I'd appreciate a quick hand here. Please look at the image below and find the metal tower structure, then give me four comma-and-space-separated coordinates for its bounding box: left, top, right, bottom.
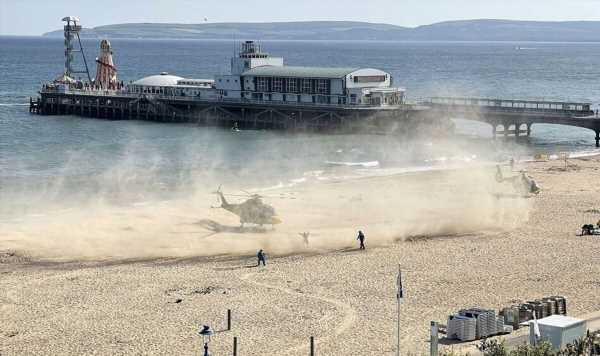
62, 16, 92, 83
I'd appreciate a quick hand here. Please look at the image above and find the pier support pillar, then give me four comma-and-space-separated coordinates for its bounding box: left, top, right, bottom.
596, 130, 600, 148
527, 124, 532, 137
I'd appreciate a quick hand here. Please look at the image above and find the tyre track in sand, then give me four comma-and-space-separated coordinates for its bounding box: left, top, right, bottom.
240, 271, 357, 355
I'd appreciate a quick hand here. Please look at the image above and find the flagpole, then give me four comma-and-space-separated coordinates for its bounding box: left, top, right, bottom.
397, 290, 400, 356
397, 264, 401, 356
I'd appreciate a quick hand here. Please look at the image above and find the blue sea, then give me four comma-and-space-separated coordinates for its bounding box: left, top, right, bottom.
1, 37, 600, 217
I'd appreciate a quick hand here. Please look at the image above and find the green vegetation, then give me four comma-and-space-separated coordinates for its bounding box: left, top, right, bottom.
42, 20, 600, 42
440, 335, 600, 356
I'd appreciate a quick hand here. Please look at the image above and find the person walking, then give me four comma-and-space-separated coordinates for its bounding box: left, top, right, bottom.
299, 232, 310, 246
257, 249, 266, 266
357, 230, 366, 250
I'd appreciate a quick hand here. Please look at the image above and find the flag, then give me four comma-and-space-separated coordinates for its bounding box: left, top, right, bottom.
396, 266, 404, 301
532, 310, 541, 339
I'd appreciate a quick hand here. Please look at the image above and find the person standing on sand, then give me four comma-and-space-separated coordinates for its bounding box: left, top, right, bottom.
257, 249, 266, 266
299, 232, 310, 246
357, 230, 366, 250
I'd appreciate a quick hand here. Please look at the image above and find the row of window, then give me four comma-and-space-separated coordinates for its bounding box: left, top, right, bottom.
254, 77, 330, 95
353, 75, 387, 83
247, 93, 347, 104
129, 85, 204, 97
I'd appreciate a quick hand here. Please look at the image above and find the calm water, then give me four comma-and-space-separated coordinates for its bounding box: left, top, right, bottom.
1, 37, 600, 216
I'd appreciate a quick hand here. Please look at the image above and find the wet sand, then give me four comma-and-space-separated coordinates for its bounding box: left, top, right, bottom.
2, 156, 600, 355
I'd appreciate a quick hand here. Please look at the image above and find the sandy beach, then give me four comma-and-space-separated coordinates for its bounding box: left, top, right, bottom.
2, 156, 600, 355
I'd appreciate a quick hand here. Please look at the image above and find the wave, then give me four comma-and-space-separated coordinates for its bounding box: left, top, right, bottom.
325, 160, 380, 168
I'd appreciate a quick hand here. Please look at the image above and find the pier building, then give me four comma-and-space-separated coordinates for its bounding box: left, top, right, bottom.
125, 40, 404, 108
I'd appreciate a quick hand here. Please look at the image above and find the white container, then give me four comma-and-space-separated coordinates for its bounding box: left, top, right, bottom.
529, 315, 587, 349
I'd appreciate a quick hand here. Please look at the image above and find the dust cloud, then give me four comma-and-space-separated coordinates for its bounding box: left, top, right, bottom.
0, 119, 534, 261
0, 152, 531, 261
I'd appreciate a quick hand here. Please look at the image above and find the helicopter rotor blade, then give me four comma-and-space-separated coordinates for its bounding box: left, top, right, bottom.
215, 189, 294, 200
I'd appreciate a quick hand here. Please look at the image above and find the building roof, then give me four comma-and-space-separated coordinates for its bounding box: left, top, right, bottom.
531, 315, 585, 328
242, 66, 359, 79
133, 73, 184, 87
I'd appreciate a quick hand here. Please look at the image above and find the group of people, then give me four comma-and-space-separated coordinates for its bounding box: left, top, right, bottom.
43, 80, 126, 93
255, 230, 367, 267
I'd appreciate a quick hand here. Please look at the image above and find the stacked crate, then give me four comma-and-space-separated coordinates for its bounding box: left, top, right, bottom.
500, 305, 521, 330
547, 296, 567, 315
447, 315, 477, 341
459, 308, 498, 338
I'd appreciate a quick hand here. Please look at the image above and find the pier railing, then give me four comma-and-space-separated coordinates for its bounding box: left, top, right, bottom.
40, 88, 405, 110
425, 96, 593, 114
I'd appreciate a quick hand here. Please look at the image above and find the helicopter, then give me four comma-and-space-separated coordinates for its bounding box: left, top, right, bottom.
213, 187, 282, 227
495, 165, 541, 195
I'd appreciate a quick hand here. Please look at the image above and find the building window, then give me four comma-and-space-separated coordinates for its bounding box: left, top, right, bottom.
354, 75, 387, 83
302, 79, 312, 93
272, 77, 283, 92
256, 77, 269, 92
286, 79, 297, 93
316, 79, 329, 94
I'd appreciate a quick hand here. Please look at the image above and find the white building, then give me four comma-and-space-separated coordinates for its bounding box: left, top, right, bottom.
529, 315, 587, 350
127, 41, 405, 107
127, 73, 216, 99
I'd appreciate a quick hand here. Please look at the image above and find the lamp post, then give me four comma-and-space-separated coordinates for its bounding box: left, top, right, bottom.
199, 325, 214, 356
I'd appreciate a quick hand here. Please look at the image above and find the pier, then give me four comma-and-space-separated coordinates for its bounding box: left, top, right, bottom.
31, 89, 433, 133
424, 97, 600, 147
31, 91, 600, 146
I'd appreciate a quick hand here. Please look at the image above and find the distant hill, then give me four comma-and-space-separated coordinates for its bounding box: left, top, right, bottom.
42, 20, 600, 42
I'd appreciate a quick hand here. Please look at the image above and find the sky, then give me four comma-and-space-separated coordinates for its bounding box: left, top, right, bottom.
1, 0, 600, 36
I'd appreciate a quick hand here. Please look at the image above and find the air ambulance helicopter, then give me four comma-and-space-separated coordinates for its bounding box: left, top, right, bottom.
213, 187, 282, 227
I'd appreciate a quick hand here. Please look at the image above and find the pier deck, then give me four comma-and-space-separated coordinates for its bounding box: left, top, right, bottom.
31, 89, 433, 134
422, 97, 600, 147
31, 91, 600, 147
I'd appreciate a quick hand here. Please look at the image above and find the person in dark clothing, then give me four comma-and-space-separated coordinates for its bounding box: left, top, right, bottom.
357, 230, 366, 250
257, 249, 266, 266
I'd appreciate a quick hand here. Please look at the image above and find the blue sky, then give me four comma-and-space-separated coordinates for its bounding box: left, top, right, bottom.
1, 0, 599, 36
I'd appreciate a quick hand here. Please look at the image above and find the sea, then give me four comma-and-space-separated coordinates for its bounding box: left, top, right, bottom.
1, 37, 600, 217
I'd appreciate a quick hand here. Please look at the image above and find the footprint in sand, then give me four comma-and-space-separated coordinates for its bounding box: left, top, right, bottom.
240, 272, 357, 354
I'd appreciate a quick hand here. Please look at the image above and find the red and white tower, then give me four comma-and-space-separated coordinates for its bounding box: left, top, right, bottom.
94, 39, 118, 89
